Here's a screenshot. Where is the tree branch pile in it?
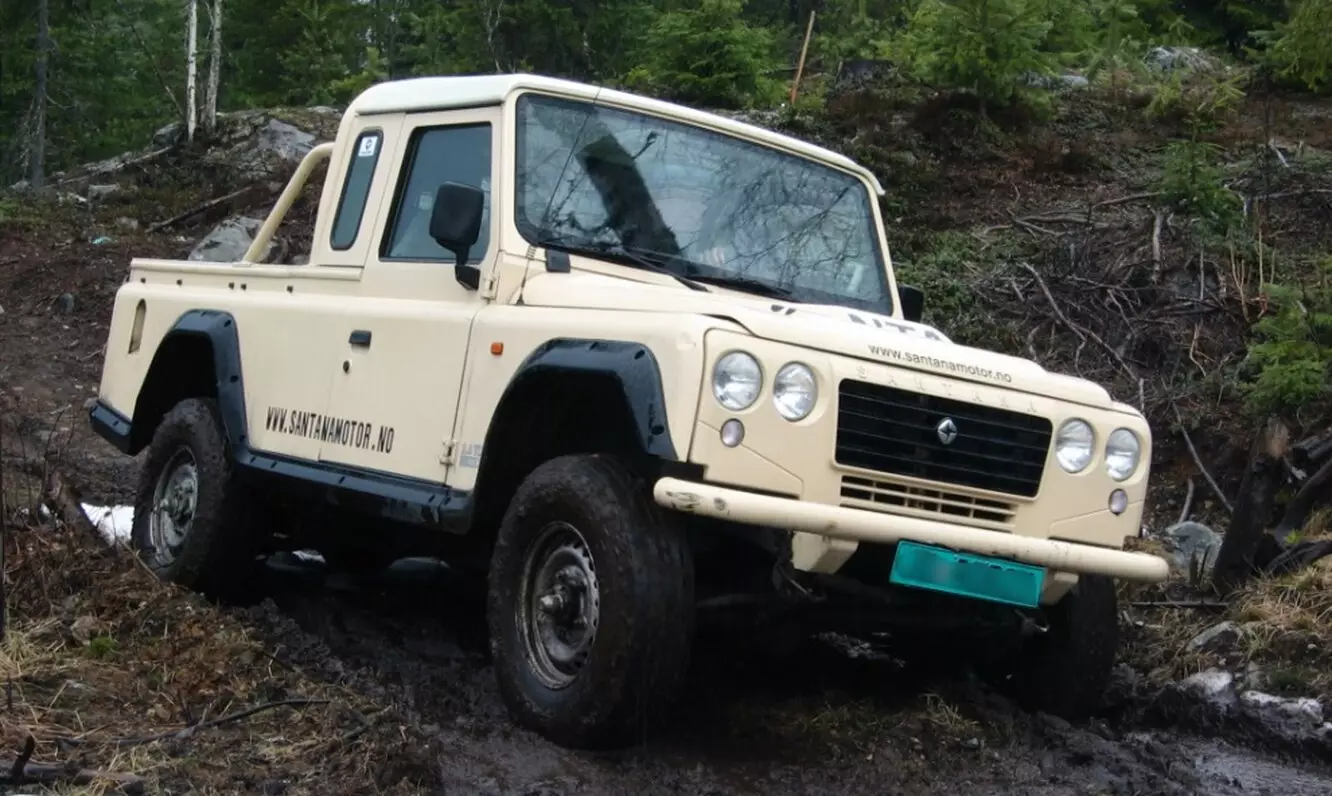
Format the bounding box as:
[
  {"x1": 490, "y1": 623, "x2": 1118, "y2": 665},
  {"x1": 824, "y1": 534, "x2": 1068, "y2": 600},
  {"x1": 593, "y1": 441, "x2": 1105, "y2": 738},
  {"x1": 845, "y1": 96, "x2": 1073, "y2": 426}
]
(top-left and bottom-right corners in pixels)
[{"x1": 972, "y1": 191, "x2": 1256, "y2": 432}]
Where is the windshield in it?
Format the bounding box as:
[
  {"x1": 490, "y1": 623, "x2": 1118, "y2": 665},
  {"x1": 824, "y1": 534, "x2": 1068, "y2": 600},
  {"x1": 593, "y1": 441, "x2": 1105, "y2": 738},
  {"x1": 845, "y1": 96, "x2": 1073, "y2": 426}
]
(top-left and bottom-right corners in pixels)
[{"x1": 513, "y1": 93, "x2": 893, "y2": 314}]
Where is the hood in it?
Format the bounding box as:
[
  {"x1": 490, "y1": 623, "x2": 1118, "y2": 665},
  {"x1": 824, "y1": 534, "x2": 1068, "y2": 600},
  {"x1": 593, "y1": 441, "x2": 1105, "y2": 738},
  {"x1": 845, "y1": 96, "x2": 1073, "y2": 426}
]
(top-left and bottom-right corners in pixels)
[{"x1": 518, "y1": 266, "x2": 1116, "y2": 410}]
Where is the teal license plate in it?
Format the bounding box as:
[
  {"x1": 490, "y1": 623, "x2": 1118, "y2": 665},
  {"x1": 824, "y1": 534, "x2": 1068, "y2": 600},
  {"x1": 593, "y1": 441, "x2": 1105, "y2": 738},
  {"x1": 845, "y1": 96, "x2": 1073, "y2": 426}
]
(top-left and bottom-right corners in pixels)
[{"x1": 889, "y1": 541, "x2": 1046, "y2": 608}]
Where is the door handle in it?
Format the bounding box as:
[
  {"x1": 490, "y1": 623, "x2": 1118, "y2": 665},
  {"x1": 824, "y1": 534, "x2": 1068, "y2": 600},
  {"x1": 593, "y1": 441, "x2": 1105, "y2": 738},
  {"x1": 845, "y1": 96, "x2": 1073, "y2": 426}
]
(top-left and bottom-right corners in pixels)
[{"x1": 349, "y1": 330, "x2": 372, "y2": 348}]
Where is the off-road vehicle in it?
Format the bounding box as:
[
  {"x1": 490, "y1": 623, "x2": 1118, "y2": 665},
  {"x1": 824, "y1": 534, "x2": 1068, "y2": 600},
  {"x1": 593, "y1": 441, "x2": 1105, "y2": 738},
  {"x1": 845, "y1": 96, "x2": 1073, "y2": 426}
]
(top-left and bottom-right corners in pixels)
[{"x1": 90, "y1": 73, "x2": 1169, "y2": 749}]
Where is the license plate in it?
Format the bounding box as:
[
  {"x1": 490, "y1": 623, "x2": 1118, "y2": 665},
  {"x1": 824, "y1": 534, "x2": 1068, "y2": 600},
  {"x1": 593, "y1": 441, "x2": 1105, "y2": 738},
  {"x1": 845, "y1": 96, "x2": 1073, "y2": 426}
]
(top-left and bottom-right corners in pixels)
[{"x1": 889, "y1": 540, "x2": 1046, "y2": 608}]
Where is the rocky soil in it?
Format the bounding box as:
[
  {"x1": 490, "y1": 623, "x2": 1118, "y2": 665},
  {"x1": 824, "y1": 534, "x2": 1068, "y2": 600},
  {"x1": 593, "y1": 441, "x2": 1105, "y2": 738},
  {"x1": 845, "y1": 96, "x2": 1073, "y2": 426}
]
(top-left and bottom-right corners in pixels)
[{"x1": 2, "y1": 88, "x2": 1332, "y2": 793}]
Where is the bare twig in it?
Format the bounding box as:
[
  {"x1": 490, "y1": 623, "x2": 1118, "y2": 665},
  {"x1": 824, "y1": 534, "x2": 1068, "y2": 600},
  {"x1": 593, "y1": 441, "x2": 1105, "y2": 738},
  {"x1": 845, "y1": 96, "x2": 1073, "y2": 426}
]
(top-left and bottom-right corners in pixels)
[
  {"x1": 1172, "y1": 404, "x2": 1234, "y2": 515},
  {"x1": 63, "y1": 698, "x2": 331, "y2": 747},
  {"x1": 1018, "y1": 261, "x2": 1140, "y2": 395},
  {"x1": 1178, "y1": 477, "x2": 1196, "y2": 525}
]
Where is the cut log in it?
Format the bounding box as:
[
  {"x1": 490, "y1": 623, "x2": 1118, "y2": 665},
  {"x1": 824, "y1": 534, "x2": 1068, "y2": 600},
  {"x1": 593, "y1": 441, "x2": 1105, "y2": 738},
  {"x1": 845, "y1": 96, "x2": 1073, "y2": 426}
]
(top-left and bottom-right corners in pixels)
[{"x1": 1212, "y1": 417, "x2": 1290, "y2": 593}]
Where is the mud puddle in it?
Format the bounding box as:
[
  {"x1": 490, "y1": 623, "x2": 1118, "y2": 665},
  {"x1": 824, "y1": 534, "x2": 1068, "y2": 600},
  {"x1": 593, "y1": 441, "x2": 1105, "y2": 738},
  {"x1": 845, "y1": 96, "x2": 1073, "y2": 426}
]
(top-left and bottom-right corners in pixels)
[{"x1": 224, "y1": 556, "x2": 1332, "y2": 795}]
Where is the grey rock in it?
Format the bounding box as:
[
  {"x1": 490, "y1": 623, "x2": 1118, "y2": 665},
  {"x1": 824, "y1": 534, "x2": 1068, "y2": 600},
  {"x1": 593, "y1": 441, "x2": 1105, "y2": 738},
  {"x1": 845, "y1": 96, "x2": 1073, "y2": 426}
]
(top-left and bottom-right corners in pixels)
[
  {"x1": 189, "y1": 215, "x2": 272, "y2": 263},
  {"x1": 87, "y1": 183, "x2": 120, "y2": 200},
  {"x1": 1165, "y1": 520, "x2": 1221, "y2": 574},
  {"x1": 56, "y1": 293, "x2": 76, "y2": 313},
  {"x1": 1145, "y1": 46, "x2": 1222, "y2": 75},
  {"x1": 1187, "y1": 620, "x2": 1242, "y2": 653}
]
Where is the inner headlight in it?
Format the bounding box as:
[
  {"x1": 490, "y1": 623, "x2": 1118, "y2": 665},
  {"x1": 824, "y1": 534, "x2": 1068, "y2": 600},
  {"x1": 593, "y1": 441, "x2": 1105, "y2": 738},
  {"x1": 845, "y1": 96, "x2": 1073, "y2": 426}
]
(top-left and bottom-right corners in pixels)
[
  {"x1": 712, "y1": 351, "x2": 762, "y2": 410},
  {"x1": 1055, "y1": 419, "x2": 1095, "y2": 473},
  {"x1": 773, "y1": 362, "x2": 817, "y2": 421},
  {"x1": 1105, "y1": 428, "x2": 1141, "y2": 481}
]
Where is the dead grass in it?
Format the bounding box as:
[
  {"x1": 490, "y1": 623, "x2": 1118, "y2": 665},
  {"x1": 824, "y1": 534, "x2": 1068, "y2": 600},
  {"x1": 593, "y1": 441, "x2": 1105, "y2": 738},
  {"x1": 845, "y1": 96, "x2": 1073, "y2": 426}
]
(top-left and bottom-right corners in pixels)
[
  {"x1": 1120, "y1": 533, "x2": 1332, "y2": 699},
  {"x1": 0, "y1": 494, "x2": 435, "y2": 795}
]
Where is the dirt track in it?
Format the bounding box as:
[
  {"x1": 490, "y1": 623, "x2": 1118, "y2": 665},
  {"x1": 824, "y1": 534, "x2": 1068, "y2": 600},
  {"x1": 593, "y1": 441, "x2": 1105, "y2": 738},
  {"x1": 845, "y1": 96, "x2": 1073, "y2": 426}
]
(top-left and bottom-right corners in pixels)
[{"x1": 3, "y1": 232, "x2": 1332, "y2": 794}]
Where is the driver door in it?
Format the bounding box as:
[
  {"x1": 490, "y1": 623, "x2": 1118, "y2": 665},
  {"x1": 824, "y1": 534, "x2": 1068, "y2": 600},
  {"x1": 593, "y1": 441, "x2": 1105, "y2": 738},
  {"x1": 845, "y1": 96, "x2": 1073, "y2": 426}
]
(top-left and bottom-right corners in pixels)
[{"x1": 319, "y1": 107, "x2": 499, "y2": 487}]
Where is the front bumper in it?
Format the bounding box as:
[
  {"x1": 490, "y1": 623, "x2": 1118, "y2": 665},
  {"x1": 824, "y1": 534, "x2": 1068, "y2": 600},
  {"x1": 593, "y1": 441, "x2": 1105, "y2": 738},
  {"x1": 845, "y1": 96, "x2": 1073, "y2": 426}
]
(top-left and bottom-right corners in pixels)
[{"x1": 653, "y1": 477, "x2": 1169, "y2": 583}]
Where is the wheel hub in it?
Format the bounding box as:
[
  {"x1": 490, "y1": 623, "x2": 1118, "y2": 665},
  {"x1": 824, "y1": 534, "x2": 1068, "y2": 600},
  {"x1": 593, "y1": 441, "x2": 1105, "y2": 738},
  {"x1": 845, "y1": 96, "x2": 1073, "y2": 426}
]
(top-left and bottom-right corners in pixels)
[
  {"x1": 519, "y1": 522, "x2": 600, "y2": 689},
  {"x1": 149, "y1": 448, "x2": 199, "y2": 566}
]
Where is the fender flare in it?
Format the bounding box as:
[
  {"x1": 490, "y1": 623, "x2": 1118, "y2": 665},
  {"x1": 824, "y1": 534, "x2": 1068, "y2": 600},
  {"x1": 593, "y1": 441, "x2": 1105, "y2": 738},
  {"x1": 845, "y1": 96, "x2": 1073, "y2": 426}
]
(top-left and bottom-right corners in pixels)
[
  {"x1": 131, "y1": 309, "x2": 249, "y2": 452},
  {"x1": 483, "y1": 337, "x2": 679, "y2": 461}
]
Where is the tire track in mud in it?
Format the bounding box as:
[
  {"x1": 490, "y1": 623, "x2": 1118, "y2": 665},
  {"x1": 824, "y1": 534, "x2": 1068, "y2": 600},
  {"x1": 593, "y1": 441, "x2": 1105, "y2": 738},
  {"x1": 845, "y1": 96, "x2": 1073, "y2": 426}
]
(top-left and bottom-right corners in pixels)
[{"x1": 232, "y1": 558, "x2": 1332, "y2": 796}]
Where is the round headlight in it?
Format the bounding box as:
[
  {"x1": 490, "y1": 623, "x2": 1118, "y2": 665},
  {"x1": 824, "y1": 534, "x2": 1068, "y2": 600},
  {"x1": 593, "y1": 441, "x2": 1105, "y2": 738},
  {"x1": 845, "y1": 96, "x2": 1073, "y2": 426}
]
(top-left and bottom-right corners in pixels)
[
  {"x1": 712, "y1": 351, "x2": 762, "y2": 410},
  {"x1": 1105, "y1": 428, "x2": 1141, "y2": 481},
  {"x1": 1055, "y1": 419, "x2": 1095, "y2": 473},
  {"x1": 773, "y1": 362, "x2": 817, "y2": 421}
]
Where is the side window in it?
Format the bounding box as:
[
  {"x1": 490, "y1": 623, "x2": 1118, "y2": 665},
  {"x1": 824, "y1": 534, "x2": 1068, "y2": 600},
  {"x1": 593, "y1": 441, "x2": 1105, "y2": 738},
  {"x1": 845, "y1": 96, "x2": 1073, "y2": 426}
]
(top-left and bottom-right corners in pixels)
[
  {"x1": 382, "y1": 123, "x2": 492, "y2": 262},
  {"x1": 330, "y1": 130, "x2": 383, "y2": 250}
]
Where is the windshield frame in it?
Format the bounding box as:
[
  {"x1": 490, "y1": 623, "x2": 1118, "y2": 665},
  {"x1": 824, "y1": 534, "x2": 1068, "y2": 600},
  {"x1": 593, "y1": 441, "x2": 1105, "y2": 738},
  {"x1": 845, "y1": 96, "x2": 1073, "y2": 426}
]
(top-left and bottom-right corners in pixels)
[{"x1": 509, "y1": 90, "x2": 896, "y2": 316}]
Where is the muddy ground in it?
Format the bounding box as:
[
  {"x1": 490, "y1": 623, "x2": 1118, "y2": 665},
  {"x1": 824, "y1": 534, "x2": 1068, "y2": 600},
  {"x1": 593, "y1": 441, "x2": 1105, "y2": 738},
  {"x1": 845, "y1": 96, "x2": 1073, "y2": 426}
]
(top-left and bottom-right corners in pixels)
[{"x1": 1, "y1": 227, "x2": 1330, "y2": 796}]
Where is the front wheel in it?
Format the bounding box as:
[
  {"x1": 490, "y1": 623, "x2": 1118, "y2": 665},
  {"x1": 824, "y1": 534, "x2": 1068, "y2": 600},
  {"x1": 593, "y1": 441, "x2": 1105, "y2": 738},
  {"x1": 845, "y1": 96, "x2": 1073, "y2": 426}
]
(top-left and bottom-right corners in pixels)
[
  {"x1": 487, "y1": 454, "x2": 695, "y2": 749},
  {"x1": 986, "y1": 573, "x2": 1119, "y2": 719}
]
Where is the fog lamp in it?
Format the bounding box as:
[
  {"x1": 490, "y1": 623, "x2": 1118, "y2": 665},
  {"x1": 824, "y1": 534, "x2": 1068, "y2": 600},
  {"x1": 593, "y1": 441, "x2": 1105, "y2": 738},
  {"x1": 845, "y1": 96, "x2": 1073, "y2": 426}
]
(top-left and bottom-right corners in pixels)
[
  {"x1": 720, "y1": 419, "x2": 745, "y2": 448},
  {"x1": 1108, "y1": 489, "x2": 1129, "y2": 515}
]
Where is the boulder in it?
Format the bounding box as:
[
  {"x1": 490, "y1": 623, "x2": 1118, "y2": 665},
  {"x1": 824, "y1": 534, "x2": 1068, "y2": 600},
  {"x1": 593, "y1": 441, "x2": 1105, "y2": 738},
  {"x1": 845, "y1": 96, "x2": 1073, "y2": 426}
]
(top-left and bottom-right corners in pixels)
[{"x1": 189, "y1": 215, "x2": 273, "y2": 263}]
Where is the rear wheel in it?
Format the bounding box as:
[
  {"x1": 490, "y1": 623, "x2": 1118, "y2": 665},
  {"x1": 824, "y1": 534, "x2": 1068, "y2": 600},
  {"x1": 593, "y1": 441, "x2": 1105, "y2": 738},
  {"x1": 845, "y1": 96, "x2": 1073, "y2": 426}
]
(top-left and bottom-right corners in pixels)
[
  {"x1": 130, "y1": 397, "x2": 264, "y2": 602},
  {"x1": 487, "y1": 454, "x2": 694, "y2": 749}
]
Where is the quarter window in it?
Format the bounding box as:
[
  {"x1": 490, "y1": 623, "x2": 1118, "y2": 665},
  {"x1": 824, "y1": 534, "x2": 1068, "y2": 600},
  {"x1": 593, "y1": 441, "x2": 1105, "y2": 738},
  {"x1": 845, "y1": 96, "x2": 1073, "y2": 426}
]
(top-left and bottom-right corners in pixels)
[
  {"x1": 382, "y1": 123, "x2": 493, "y2": 262},
  {"x1": 330, "y1": 130, "x2": 383, "y2": 250}
]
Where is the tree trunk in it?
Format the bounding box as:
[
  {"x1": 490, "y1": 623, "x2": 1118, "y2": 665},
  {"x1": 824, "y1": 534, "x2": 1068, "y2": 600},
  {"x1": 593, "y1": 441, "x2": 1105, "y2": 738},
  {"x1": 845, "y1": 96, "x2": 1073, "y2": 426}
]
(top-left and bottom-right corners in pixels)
[
  {"x1": 30, "y1": 0, "x2": 50, "y2": 190},
  {"x1": 203, "y1": 0, "x2": 222, "y2": 135},
  {"x1": 185, "y1": 0, "x2": 199, "y2": 142},
  {"x1": 1212, "y1": 417, "x2": 1290, "y2": 593}
]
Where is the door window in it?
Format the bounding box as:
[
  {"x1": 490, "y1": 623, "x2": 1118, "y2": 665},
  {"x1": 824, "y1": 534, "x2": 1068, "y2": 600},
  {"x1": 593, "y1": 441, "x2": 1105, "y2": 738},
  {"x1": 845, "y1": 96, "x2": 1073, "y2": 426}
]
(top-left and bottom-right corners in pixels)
[{"x1": 381, "y1": 123, "x2": 493, "y2": 263}]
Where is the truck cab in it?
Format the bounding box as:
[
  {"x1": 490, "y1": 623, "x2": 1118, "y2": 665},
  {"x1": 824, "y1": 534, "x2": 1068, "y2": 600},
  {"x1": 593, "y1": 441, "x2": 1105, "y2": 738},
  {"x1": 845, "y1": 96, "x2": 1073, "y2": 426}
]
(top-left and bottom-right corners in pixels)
[{"x1": 89, "y1": 74, "x2": 1168, "y2": 750}]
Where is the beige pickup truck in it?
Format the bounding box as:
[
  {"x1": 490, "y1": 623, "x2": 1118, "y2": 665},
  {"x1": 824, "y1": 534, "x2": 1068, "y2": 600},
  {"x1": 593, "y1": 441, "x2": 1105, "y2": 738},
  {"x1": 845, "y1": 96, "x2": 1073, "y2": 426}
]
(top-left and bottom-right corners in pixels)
[{"x1": 89, "y1": 73, "x2": 1168, "y2": 749}]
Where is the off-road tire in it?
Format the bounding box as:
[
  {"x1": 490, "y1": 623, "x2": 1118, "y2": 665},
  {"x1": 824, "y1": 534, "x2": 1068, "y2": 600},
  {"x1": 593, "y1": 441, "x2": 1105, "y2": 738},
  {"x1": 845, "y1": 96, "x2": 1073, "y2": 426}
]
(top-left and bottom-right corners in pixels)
[
  {"x1": 130, "y1": 397, "x2": 262, "y2": 602},
  {"x1": 993, "y1": 574, "x2": 1119, "y2": 719},
  {"x1": 487, "y1": 453, "x2": 695, "y2": 749}
]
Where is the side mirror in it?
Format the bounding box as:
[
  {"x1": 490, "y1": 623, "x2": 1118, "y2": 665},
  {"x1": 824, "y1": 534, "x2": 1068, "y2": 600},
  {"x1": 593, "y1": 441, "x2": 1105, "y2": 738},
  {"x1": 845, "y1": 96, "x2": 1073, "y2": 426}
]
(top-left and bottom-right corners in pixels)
[
  {"x1": 429, "y1": 181, "x2": 485, "y2": 290},
  {"x1": 898, "y1": 284, "x2": 925, "y2": 323}
]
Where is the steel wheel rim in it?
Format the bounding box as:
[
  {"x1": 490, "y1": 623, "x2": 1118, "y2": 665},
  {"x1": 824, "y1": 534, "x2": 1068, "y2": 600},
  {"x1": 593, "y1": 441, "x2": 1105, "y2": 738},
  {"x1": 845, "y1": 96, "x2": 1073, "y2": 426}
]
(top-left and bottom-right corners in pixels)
[
  {"x1": 517, "y1": 520, "x2": 601, "y2": 689},
  {"x1": 149, "y1": 447, "x2": 199, "y2": 567}
]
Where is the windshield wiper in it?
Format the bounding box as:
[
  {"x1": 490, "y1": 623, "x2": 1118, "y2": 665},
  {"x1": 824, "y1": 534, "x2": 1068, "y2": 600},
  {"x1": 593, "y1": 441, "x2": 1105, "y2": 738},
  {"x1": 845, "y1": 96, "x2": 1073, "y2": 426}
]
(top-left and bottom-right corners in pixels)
[
  {"x1": 539, "y1": 238, "x2": 710, "y2": 292},
  {"x1": 682, "y1": 273, "x2": 795, "y2": 300}
]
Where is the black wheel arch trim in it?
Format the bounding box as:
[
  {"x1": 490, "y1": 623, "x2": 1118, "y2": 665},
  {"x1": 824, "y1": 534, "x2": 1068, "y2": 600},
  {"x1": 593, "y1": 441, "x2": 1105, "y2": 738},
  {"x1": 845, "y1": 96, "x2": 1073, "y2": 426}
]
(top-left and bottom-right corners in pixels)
[
  {"x1": 484, "y1": 337, "x2": 681, "y2": 462},
  {"x1": 88, "y1": 308, "x2": 472, "y2": 541}
]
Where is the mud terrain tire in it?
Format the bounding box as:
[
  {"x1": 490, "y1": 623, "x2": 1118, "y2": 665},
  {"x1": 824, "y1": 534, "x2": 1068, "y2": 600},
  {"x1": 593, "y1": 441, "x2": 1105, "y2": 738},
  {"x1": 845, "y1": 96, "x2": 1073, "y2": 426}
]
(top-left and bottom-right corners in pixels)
[
  {"x1": 131, "y1": 397, "x2": 262, "y2": 602},
  {"x1": 487, "y1": 454, "x2": 695, "y2": 749},
  {"x1": 994, "y1": 573, "x2": 1119, "y2": 719}
]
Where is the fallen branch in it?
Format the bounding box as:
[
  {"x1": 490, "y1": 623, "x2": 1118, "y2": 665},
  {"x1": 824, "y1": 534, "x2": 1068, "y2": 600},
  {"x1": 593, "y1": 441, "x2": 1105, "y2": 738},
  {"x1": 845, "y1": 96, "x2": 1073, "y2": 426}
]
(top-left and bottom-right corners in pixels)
[
  {"x1": 1265, "y1": 540, "x2": 1332, "y2": 577},
  {"x1": 51, "y1": 147, "x2": 172, "y2": 188},
  {"x1": 147, "y1": 185, "x2": 253, "y2": 233},
  {"x1": 0, "y1": 757, "x2": 145, "y2": 794},
  {"x1": 1273, "y1": 455, "x2": 1332, "y2": 540},
  {"x1": 63, "y1": 698, "x2": 331, "y2": 748},
  {"x1": 1129, "y1": 600, "x2": 1228, "y2": 610}
]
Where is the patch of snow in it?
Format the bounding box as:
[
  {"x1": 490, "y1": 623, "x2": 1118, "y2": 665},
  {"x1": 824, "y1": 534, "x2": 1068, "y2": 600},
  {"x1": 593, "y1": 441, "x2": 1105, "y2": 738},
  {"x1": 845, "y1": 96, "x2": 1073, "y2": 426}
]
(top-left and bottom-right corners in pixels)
[{"x1": 81, "y1": 503, "x2": 133, "y2": 544}]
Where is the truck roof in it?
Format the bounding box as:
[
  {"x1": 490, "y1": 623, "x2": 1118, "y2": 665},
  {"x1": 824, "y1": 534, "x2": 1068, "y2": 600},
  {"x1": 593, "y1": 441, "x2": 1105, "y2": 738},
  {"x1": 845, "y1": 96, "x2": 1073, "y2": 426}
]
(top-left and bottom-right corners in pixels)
[{"x1": 347, "y1": 73, "x2": 886, "y2": 196}]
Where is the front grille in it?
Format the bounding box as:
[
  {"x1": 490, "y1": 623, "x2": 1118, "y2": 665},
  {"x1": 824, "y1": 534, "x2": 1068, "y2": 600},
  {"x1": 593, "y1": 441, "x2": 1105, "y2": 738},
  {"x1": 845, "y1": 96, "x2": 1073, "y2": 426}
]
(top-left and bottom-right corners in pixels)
[
  {"x1": 835, "y1": 379, "x2": 1052, "y2": 498},
  {"x1": 841, "y1": 475, "x2": 1017, "y2": 530}
]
